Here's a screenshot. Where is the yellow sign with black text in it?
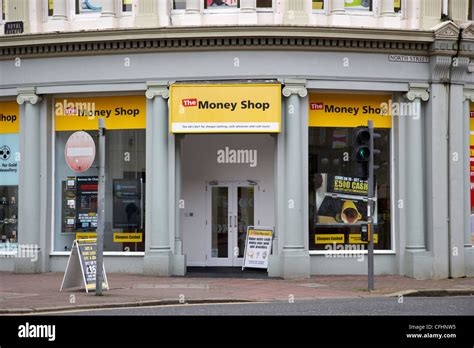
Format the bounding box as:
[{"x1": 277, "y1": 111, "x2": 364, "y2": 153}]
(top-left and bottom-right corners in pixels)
[
  {"x1": 54, "y1": 96, "x2": 146, "y2": 131},
  {"x1": 0, "y1": 101, "x2": 20, "y2": 134},
  {"x1": 309, "y1": 94, "x2": 392, "y2": 128},
  {"x1": 169, "y1": 84, "x2": 281, "y2": 133},
  {"x1": 315, "y1": 234, "x2": 345, "y2": 244},
  {"x1": 76, "y1": 233, "x2": 97, "y2": 240},
  {"x1": 349, "y1": 234, "x2": 379, "y2": 244},
  {"x1": 113, "y1": 232, "x2": 143, "y2": 243}
]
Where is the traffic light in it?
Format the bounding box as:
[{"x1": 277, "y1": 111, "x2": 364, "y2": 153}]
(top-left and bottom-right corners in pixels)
[
  {"x1": 353, "y1": 127, "x2": 370, "y2": 180},
  {"x1": 352, "y1": 126, "x2": 382, "y2": 180}
]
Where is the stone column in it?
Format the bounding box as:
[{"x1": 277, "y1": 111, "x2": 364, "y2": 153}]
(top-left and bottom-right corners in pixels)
[
  {"x1": 463, "y1": 89, "x2": 474, "y2": 276},
  {"x1": 14, "y1": 88, "x2": 42, "y2": 274},
  {"x1": 281, "y1": 79, "x2": 310, "y2": 279},
  {"x1": 172, "y1": 135, "x2": 186, "y2": 275},
  {"x1": 463, "y1": 91, "x2": 474, "y2": 249},
  {"x1": 405, "y1": 84, "x2": 429, "y2": 251},
  {"x1": 330, "y1": 0, "x2": 345, "y2": 14},
  {"x1": 380, "y1": 0, "x2": 395, "y2": 16},
  {"x1": 101, "y1": 0, "x2": 117, "y2": 17},
  {"x1": 143, "y1": 82, "x2": 172, "y2": 276},
  {"x1": 241, "y1": 0, "x2": 256, "y2": 13},
  {"x1": 283, "y1": 0, "x2": 308, "y2": 25},
  {"x1": 135, "y1": 0, "x2": 159, "y2": 27},
  {"x1": 404, "y1": 83, "x2": 432, "y2": 278},
  {"x1": 185, "y1": 0, "x2": 200, "y2": 13},
  {"x1": 52, "y1": 0, "x2": 68, "y2": 20}
]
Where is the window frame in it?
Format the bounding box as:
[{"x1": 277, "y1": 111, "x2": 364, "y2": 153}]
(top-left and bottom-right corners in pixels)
[
  {"x1": 203, "y1": 0, "x2": 240, "y2": 14},
  {"x1": 50, "y1": 93, "x2": 147, "y2": 256},
  {"x1": 307, "y1": 92, "x2": 396, "y2": 255},
  {"x1": 311, "y1": 0, "x2": 327, "y2": 14},
  {"x1": 1, "y1": 0, "x2": 6, "y2": 22},
  {"x1": 343, "y1": 0, "x2": 375, "y2": 16}
]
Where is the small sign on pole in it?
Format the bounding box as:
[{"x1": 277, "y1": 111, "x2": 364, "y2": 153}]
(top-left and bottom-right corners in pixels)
[
  {"x1": 242, "y1": 226, "x2": 273, "y2": 270},
  {"x1": 60, "y1": 239, "x2": 109, "y2": 293}
]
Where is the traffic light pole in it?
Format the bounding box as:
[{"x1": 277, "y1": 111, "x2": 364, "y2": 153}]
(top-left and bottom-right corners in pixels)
[
  {"x1": 367, "y1": 120, "x2": 375, "y2": 291},
  {"x1": 96, "y1": 118, "x2": 105, "y2": 296}
]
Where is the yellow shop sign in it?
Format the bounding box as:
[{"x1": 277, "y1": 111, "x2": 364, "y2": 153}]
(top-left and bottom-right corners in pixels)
[
  {"x1": 54, "y1": 96, "x2": 146, "y2": 131},
  {"x1": 113, "y1": 232, "x2": 143, "y2": 243},
  {"x1": 0, "y1": 101, "x2": 20, "y2": 134},
  {"x1": 169, "y1": 84, "x2": 281, "y2": 133},
  {"x1": 315, "y1": 234, "x2": 345, "y2": 244},
  {"x1": 309, "y1": 94, "x2": 392, "y2": 128},
  {"x1": 76, "y1": 232, "x2": 97, "y2": 240}
]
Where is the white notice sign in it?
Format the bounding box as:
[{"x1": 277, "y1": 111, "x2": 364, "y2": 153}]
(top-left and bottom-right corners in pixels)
[{"x1": 242, "y1": 227, "x2": 273, "y2": 270}]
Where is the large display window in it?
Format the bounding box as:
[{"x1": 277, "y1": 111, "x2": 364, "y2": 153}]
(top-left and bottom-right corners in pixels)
[
  {"x1": 308, "y1": 93, "x2": 392, "y2": 251},
  {"x1": 0, "y1": 101, "x2": 20, "y2": 254},
  {"x1": 53, "y1": 96, "x2": 146, "y2": 253}
]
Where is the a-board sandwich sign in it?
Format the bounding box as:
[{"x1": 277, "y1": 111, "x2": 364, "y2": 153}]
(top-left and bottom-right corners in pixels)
[
  {"x1": 242, "y1": 226, "x2": 273, "y2": 270},
  {"x1": 60, "y1": 238, "x2": 109, "y2": 293}
]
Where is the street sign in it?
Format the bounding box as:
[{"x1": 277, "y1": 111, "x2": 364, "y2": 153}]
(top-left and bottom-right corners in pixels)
[
  {"x1": 242, "y1": 226, "x2": 273, "y2": 270},
  {"x1": 64, "y1": 131, "x2": 96, "y2": 173},
  {"x1": 4, "y1": 21, "x2": 24, "y2": 35},
  {"x1": 60, "y1": 239, "x2": 109, "y2": 293}
]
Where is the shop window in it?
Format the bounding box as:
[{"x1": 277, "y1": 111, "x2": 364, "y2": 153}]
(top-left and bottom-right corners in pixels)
[
  {"x1": 312, "y1": 0, "x2": 324, "y2": 10},
  {"x1": 123, "y1": 0, "x2": 132, "y2": 12},
  {"x1": 0, "y1": 102, "x2": 20, "y2": 254},
  {"x1": 308, "y1": 94, "x2": 392, "y2": 252},
  {"x1": 173, "y1": 0, "x2": 186, "y2": 10},
  {"x1": 75, "y1": 0, "x2": 102, "y2": 14},
  {"x1": 345, "y1": 0, "x2": 372, "y2": 11},
  {"x1": 54, "y1": 96, "x2": 146, "y2": 253},
  {"x1": 203, "y1": 0, "x2": 272, "y2": 9}
]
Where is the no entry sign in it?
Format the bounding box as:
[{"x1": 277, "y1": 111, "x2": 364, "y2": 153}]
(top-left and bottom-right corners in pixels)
[{"x1": 65, "y1": 131, "x2": 96, "y2": 173}]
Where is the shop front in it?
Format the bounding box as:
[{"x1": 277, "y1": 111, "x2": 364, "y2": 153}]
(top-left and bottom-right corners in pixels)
[{"x1": 0, "y1": 101, "x2": 20, "y2": 256}]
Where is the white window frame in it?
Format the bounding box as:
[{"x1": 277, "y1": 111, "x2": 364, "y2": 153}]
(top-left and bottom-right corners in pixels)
[
  {"x1": 170, "y1": 0, "x2": 187, "y2": 13},
  {"x1": 49, "y1": 93, "x2": 146, "y2": 256},
  {"x1": 1, "y1": 0, "x2": 6, "y2": 22},
  {"x1": 308, "y1": 91, "x2": 396, "y2": 256},
  {"x1": 121, "y1": 0, "x2": 134, "y2": 16},
  {"x1": 442, "y1": 0, "x2": 448, "y2": 16},
  {"x1": 71, "y1": 0, "x2": 102, "y2": 19}
]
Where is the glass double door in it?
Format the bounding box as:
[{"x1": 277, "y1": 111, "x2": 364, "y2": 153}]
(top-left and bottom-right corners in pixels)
[{"x1": 207, "y1": 182, "x2": 255, "y2": 267}]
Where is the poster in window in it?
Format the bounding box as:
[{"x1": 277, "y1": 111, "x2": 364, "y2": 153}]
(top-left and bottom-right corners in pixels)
[
  {"x1": 314, "y1": 173, "x2": 371, "y2": 224},
  {"x1": 113, "y1": 179, "x2": 141, "y2": 229},
  {"x1": 206, "y1": 0, "x2": 238, "y2": 8},
  {"x1": 75, "y1": 176, "x2": 98, "y2": 231}
]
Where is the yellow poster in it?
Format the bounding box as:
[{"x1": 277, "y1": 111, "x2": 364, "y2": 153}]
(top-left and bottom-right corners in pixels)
[
  {"x1": 113, "y1": 232, "x2": 143, "y2": 243},
  {"x1": 315, "y1": 234, "x2": 345, "y2": 244},
  {"x1": 309, "y1": 94, "x2": 392, "y2": 128},
  {"x1": 54, "y1": 96, "x2": 146, "y2": 131},
  {"x1": 0, "y1": 101, "x2": 20, "y2": 134},
  {"x1": 76, "y1": 232, "x2": 97, "y2": 240},
  {"x1": 169, "y1": 84, "x2": 281, "y2": 133},
  {"x1": 349, "y1": 233, "x2": 379, "y2": 244}
]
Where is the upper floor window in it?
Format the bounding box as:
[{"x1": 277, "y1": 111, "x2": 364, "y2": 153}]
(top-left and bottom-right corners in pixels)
[
  {"x1": 75, "y1": 0, "x2": 102, "y2": 14},
  {"x1": 394, "y1": 0, "x2": 401, "y2": 13},
  {"x1": 345, "y1": 0, "x2": 372, "y2": 11},
  {"x1": 1, "y1": 0, "x2": 5, "y2": 20},
  {"x1": 173, "y1": 0, "x2": 186, "y2": 10},
  {"x1": 123, "y1": 0, "x2": 132, "y2": 12},
  {"x1": 203, "y1": 0, "x2": 272, "y2": 9},
  {"x1": 48, "y1": 0, "x2": 54, "y2": 16},
  {"x1": 312, "y1": 0, "x2": 324, "y2": 10},
  {"x1": 470, "y1": 0, "x2": 474, "y2": 20}
]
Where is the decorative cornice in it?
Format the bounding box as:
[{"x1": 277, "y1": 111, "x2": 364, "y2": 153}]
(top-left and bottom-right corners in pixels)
[
  {"x1": 282, "y1": 79, "x2": 307, "y2": 98},
  {"x1": 405, "y1": 83, "x2": 430, "y2": 102},
  {"x1": 463, "y1": 86, "x2": 474, "y2": 102},
  {"x1": 433, "y1": 21, "x2": 460, "y2": 40},
  {"x1": 16, "y1": 87, "x2": 41, "y2": 105},
  {"x1": 461, "y1": 22, "x2": 474, "y2": 40},
  {"x1": 0, "y1": 26, "x2": 434, "y2": 60},
  {"x1": 145, "y1": 81, "x2": 169, "y2": 99}
]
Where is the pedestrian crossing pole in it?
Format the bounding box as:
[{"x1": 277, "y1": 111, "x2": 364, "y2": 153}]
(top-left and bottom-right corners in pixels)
[{"x1": 367, "y1": 120, "x2": 376, "y2": 291}]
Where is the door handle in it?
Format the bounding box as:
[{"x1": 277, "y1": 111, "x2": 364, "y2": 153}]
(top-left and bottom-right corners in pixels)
[
  {"x1": 229, "y1": 216, "x2": 233, "y2": 232},
  {"x1": 234, "y1": 215, "x2": 237, "y2": 228}
]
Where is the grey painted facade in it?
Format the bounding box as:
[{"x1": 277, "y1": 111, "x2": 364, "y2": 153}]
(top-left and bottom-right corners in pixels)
[{"x1": 1, "y1": 22, "x2": 474, "y2": 279}]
